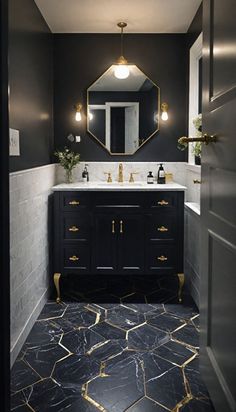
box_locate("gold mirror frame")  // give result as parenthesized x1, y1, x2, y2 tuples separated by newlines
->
(87, 64, 160, 155)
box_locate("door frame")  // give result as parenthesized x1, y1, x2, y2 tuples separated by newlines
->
(0, 0, 10, 410)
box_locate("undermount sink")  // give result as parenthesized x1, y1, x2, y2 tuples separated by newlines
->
(97, 182, 144, 187)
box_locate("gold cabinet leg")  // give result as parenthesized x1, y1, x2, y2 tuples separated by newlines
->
(177, 273, 185, 303)
(54, 273, 61, 303)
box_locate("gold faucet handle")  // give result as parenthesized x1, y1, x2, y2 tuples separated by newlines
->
(129, 172, 139, 183)
(193, 179, 202, 184)
(104, 172, 112, 183)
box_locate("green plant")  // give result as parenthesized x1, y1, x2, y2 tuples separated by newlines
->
(54, 147, 80, 183)
(192, 141, 202, 157)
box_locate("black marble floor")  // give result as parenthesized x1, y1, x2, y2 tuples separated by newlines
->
(11, 276, 216, 412)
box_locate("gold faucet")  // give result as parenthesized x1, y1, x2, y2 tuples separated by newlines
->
(118, 163, 124, 183)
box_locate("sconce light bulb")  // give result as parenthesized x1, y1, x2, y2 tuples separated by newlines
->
(75, 111, 82, 122)
(161, 111, 168, 121)
(114, 64, 130, 79)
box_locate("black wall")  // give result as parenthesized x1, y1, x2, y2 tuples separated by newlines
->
(54, 34, 188, 162)
(9, 0, 53, 172)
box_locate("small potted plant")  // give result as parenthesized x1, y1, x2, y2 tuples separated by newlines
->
(192, 114, 202, 165)
(54, 147, 80, 183)
(177, 114, 202, 165)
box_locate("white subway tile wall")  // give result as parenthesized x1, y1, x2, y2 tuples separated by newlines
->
(10, 164, 57, 366)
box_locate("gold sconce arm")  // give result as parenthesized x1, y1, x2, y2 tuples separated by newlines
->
(178, 134, 216, 146)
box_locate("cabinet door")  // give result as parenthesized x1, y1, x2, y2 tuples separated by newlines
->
(92, 214, 117, 272)
(118, 214, 144, 273)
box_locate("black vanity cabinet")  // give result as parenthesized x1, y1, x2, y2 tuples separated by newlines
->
(93, 212, 144, 273)
(53, 190, 184, 302)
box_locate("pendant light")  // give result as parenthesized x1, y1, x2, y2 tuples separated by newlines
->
(114, 22, 130, 79)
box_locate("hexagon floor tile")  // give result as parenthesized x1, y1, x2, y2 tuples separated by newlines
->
(11, 279, 215, 412)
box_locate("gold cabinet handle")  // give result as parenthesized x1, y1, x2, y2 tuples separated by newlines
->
(69, 255, 79, 261)
(120, 220, 123, 234)
(112, 220, 115, 234)
(69, 225, 79, 232)
(157, 255, 168, 262)
(157, 226, 168, 232)
(158, 200, 169, 206)
(69, 200, 80, 205)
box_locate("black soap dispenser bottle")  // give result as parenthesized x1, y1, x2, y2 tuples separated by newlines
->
(82, 164, 89, 182)
(157, 163, 166, 184)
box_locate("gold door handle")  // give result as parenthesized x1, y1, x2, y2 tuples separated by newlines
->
(178, 133, 216, 145)
(157, 226, 168, 232)
(112, 220, 115, 234)
(120, 220, 123, 234)
(69, 255, 79, 261)
(69, 225, 79, 232)
(158, 200, 169, 206)
(69, 200, 80, 205)
(157, 255, 168, 262)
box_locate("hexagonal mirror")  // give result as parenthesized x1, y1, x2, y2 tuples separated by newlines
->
(87, 65, 160, 155)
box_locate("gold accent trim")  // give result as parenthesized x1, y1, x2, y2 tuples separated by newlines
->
(177, 273, 185, 303)
(86, 64, 160, 156)
(69, 225, 79, 232)
(178, 133, 217, 145)
(158, 200, 169, 206)
(69, 200, 80, 205)
(69, 255, 79, 261)
(120, 220, 123, 234)
(112, 220, 115, 234)
(157, 255, 168, 262)
(54, 273, 61, 303)
(157, 226, 168, 232)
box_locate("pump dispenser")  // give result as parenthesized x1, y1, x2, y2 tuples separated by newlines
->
(82, 164, 89, 182)
(157, 163, 166, 184)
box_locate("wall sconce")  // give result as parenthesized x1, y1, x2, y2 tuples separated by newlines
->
(161, 102, 169, 121)
(74, 103, 82, 122)
(114, 22, 130, 80)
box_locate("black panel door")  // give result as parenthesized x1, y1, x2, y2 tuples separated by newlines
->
(201, 2, 236, 411)
(118, 214, 144, 273)
(93, 214, 117, 272)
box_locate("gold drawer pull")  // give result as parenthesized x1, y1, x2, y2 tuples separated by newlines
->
(69, 200, 80, 205)
(157, 226, 168, 232)
(158, 200, 169, 206)
(69, 226, 79, 232)
(120, 220, 123, 234)
(157, 255, 168, 262)
(112, 220, 115, 234)
(69, 255, 79, 261)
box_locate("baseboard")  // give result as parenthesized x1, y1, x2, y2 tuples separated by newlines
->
(10, 288, 49, 367)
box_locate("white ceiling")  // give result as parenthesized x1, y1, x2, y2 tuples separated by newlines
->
(34, 0, 202, 34)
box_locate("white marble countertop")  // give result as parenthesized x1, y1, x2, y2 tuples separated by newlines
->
(52, 181, 187, 191)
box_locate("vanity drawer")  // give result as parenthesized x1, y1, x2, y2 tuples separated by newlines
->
(147, 192, 178, 210)
(61, 193, 89, 210)
(64, 244, 90, 270)
(63, 215, 90, 240)
(94, 192, 142, 209)
(147, 245, 176, 271)
(147, 214, 176, 241)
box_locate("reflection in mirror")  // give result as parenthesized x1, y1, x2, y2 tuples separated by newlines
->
(87, 65, 160, 154)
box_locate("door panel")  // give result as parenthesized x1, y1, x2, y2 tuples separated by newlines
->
(92, 214, 117, 272)
(201, 1, 236, 411)
(118, 214, 144, 272)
